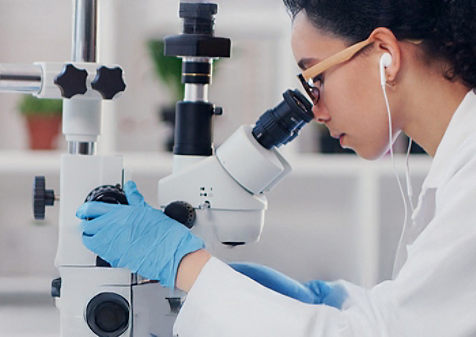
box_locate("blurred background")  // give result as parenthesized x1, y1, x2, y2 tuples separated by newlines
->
(0, 0, 429, 336)
(0, 0, 308, 153)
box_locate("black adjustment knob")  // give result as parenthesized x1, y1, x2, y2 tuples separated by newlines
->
(85, 184, 128, 268)
(51, 277, 61, 298)
(54, 63, 88, 98)
(164, 201, 196, 229)
(86, 292, 130, 337)
(214, 106, 223, 115)
(85, 184, 128, 205)
(33, 176, 55, 220)
(91, 66, 126, 100)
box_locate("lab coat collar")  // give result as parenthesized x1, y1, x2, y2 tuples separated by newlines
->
(421, 89, 476, 189)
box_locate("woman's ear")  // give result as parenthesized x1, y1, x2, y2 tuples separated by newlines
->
(369, 27, 401, 83)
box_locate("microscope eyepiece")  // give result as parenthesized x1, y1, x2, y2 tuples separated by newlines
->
(164, 3, 231, 59)
(179, 2, 217, 35)
(252, 89, 313, 149)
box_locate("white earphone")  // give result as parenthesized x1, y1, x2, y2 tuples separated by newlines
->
(378, 51, 416, 276)
(379, 53, 392, 86)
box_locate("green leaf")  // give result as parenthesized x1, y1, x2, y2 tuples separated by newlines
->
(18, 96, 62, 117)
(147, 40, 184, 102)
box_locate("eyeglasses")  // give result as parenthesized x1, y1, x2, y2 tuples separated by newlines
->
(297, 37, 374, 104)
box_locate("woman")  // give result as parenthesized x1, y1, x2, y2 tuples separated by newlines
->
(77, 0, 476, 336)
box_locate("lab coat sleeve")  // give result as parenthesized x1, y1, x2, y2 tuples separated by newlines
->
(173, 257, 381, 337)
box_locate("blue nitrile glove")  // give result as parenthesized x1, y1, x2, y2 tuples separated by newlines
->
(76, 180, 205, 289)
(302, 278, 347, 309)
(230, 262, 347, 308)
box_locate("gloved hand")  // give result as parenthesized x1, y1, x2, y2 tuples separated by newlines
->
(230, 262, 347, 308)
(76, 180, 205, 289)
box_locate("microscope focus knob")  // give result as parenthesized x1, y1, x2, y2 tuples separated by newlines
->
(164, 201, 196, 229)
(91, 66, 126, 100)
(33, 176, 55, 220)
(85, 184, 128, 205)
(54, 63, 88, 98)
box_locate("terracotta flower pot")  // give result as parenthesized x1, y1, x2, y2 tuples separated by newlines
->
(25, 114, 62, 150)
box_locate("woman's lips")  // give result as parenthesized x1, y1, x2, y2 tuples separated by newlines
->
(330, 131, 347, 146)
(339, 134, 345, 146)
(330, 132, 345, 140)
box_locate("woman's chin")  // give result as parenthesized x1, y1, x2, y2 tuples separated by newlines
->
(353, 145, 388, 160)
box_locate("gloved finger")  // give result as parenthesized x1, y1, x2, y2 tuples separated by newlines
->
(82, 233, 101, 254)
(303, 279, 330, 299)
(79, 206, 122, 235)
(80, 217, 108, 236)
(304, 280, 347, 308)
(81, 235, 113, 268)
(81, 221, 121, 254)
(320, 282, 347, 309)
(76, 201, 118, 220)
(124, 180, 146, 206)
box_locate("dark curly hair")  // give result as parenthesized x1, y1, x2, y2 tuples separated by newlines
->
(283, 0, 476, 88)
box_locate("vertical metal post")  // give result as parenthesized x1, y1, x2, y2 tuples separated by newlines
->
(68, 0, 98, 155)
(72, 0, 98, 63)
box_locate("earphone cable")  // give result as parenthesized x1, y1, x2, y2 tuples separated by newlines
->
(405, 138, 415, 213)
(381, 82, 410, 277)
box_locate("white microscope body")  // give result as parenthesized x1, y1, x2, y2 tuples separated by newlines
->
(159, 125, 291, 246)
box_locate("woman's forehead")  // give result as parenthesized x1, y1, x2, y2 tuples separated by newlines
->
(291, 11, 320, 44)
(291, 12, 347, 66)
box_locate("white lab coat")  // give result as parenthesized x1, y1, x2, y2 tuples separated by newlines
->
(174, 89, 476, 337)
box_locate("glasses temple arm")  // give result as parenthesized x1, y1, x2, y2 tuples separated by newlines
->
(302, 38, 374, 81)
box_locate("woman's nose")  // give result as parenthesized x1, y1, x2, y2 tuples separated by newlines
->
(312, 104, 330, 124)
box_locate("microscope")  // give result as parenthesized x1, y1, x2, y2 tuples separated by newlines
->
(2, 1, 313, 336)
(158, 2, 313, 248)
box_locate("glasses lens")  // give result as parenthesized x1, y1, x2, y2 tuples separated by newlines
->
(298, 74, 319, 104)
(307, 79, 320, 103)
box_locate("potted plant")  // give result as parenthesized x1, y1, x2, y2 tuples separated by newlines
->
(19, 95, 62, 150)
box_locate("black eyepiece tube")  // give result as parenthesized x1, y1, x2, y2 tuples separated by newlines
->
(179, 3, 217, 35)
(252, 89, 313, 149)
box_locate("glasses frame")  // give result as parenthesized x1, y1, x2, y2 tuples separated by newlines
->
(297, 37, 374, 103)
